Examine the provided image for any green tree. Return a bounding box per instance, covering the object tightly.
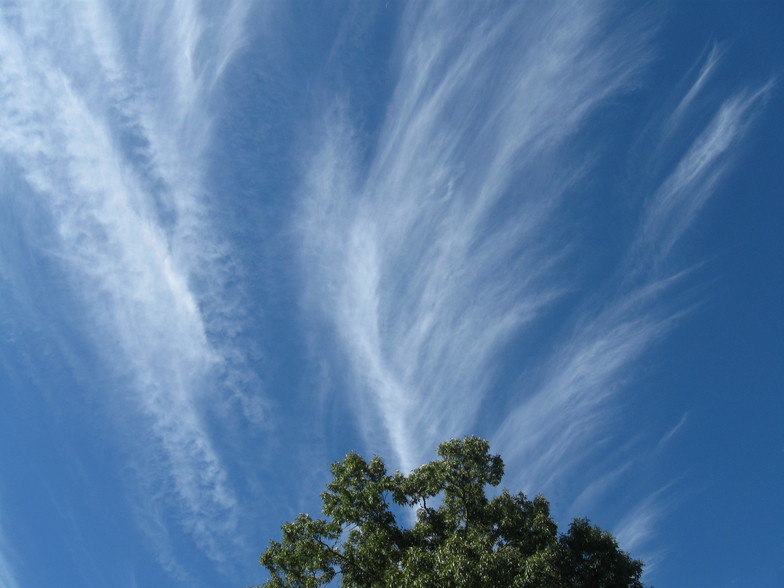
[257,437,645,587]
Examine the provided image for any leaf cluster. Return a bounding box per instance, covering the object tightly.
[257,437,644,587]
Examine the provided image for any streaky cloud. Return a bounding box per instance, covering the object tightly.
[656,411,689,450]
[0,0,256,574]
[298,2,771,567]
[669,43,726,129]
[614,483,676,573]
[494,277,683,493]
[496,42,771,552]
[637,81,774,266]
[0,510,19,588]
[298,1,656,470]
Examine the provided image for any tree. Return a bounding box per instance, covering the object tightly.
[257,436,645,587]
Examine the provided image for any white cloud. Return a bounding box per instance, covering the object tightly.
[0,0,256,571]
[496,44,770,547]
[657,412,689,450]
[669,43,725,129]
[637,81,773,265]
[0,553,18,588]
[0,541,19,588]
[0,499,19,588]
[297,0,769,562]
[298,1,656,470]
[614,483,675,576]
[494,280,680,493]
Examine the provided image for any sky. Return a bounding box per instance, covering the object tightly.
[0,1,781,586]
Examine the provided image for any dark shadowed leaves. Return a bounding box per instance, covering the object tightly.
[257,437,644,587]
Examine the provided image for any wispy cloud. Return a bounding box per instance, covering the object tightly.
[495,39,771,548]
[298,1,656,469]
[669,43,725,130]
[0,515,19,588]
[297,0,769,561]
[614,483,677,578]
[0,0,256,573]
[656,411,689,450]
[494,280,681,492]
[636,81,773,266]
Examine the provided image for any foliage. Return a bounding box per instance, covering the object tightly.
[257,437,644,587]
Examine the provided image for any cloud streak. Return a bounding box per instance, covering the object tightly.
[0,513,19,588]
[299,1,656,469]
[494,280,681,492]
[495,42,769,473]
[297,0,770,563]
[0,0,256,573]
[637,81,773,266]
[493,39,770,552]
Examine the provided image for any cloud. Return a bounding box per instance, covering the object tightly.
[0,552,18,588]
[0,497,19,588]
[297,0,770,561]
[495,41,770,546]
[657,412,689,450]
[668,43,725,130]
[494,278,682,492]
[0,0,256,572]
[298,1,657,470]
[0,537,19,588]
[614,483,676,578]
[636,81,773,266]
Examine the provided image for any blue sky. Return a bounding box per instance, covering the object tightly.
[0,1,781,586]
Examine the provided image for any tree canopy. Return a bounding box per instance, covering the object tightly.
[257,436,645,587]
